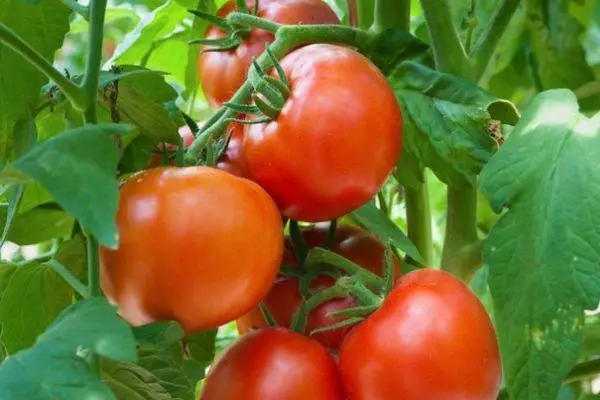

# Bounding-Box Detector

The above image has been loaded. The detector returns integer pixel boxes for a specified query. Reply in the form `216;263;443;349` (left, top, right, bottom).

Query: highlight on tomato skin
242;44;403;222
236;222;401;350
200;327;345;400
99;166;284;333
338;268;502;400
198;0;340;107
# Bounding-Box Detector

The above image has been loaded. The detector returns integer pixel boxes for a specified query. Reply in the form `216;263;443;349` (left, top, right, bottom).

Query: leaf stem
46;259;89;298
470;0;521;80
404;179;433;266
60;0;90;20
418;0;469;76
87;235;102;298
371;0;410;33
0;23;87;111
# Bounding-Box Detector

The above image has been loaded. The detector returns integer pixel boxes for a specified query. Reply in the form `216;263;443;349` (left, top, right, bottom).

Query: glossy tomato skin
200;328;345;400
198;0;339;107
100;167;283;333
339;269;502;400
243;44;402;222
236;223;400;349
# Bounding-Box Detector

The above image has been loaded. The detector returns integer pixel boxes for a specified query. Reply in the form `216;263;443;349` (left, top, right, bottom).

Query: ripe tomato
198;0;339;107
243;44;402;222
339;269;502;400
236;223;401;350
200;328;344;400
215;121;247;177
100;167;283;333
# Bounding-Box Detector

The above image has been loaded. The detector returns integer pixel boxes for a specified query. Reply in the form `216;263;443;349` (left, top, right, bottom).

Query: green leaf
184;1;216;100
389;61;520;188
183;330;217;380
364;28;429;75
0;261;72;354
480;89;600;400
102;361;175;400
0;298;136;400
5;207;74;245
0;1;71;163
349;201;424;263
99;66;181;145
0;124;129;248
527;0;600;111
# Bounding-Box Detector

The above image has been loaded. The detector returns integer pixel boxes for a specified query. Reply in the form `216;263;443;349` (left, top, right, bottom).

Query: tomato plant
1;0;600;399
200;327;345;399
237;223;401;349
100;166;284;332
198;0;340;107
339;268;502;399
243;43;402;222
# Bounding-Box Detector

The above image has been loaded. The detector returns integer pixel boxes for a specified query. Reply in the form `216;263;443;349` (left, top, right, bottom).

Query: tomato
100;166;283;333
148;125;196;168
198;0;339;107
215;121;247;177
236;223;401;349
339;269;502;400
243;44;402;222
200;328;344;400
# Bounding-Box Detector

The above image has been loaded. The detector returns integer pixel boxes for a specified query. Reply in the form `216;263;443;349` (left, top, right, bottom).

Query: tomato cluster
100;1;501;398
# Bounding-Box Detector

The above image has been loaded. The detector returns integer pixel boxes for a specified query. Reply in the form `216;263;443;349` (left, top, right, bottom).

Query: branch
0;23;87;111
371;0;410;32
470;0;521;80
419;0;469;75
405;179;433;267
81;0;109;122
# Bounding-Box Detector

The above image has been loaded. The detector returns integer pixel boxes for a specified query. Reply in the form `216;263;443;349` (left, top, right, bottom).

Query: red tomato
215;121;247;177
339;269;502;400
198;0;339;107
236;223;401;349
243;44;402;222
200;328;345;400
100;167;283;333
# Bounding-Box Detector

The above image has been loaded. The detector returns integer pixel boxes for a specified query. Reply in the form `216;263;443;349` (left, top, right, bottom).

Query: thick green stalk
470;0;521;80
371;0;410;32
405;179;433;266
0;24;87;111
81;0;108;117
419;0;469;76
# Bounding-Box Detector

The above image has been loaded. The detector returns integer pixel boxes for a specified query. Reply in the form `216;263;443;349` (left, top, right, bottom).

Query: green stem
371;0;410;33
227;12;280;32
470;0;521;80
46;259;89;298
60;0;89;19
347;0;358;27
0;24;87;111
305;247;384;291
405;179;433;266
81;0;108;118
338;277;382;307
419;0;469;76
87;235;101;297
185;23;376;164
441;186;480;280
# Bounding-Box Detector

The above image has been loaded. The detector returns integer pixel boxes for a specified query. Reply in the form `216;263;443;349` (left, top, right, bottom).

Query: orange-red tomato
243;44;402;222
100;167;283;333
236;223;401;349
200;328;345;400
198;0;339;107
339;269;502;400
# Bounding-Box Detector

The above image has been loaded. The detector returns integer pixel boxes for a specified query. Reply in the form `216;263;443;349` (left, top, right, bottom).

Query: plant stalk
46;259;89;298
60;0;90;19
371;0;410;33
405;179;433;266
81;0;108;118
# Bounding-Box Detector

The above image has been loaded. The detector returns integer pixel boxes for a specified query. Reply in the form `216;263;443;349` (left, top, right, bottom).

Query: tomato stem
81;0;108;120
46;259;90;299
405;178;433;267
227;12;281;33
305;247;384;291
290;282;349;333
0;24;88;111
371;0;410;33
60;0;90;20
338;277;382;307
289;220;308;266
